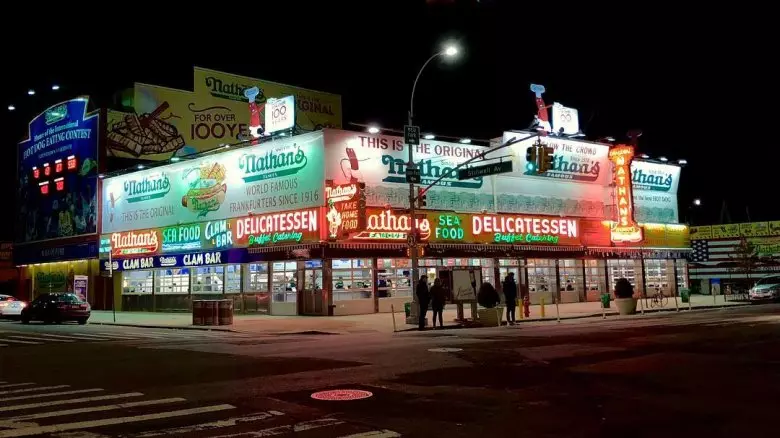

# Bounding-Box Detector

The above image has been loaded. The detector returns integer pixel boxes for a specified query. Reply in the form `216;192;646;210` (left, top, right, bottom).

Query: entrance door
301;268;324;315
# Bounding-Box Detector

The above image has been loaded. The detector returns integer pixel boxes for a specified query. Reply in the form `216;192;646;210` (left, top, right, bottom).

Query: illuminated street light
7;105;15;111
678;159;688;165
444;45;459;57
137;164;145;170
459;138;472;144
693;198;702;206
423;134;435;140
51;84;60;91
658;156;668;162
367;126;380;134
639;154;650;159
27;89;35;96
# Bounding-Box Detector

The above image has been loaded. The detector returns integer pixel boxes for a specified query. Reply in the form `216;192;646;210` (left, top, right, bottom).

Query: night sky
1;1;774;241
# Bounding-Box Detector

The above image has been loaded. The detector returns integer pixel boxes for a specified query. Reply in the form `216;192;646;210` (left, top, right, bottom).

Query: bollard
601;300;606;319
688;295;692;311
639;294;644;315
517;298;523;320
713;292;717;305
555;296;560;323
391;304;397;333
540;297;546;318
674;293;680;312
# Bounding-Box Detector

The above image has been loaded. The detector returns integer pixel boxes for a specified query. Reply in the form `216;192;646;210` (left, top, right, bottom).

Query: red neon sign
325;181;366;240
354;209;431;241
608;145;642;243
111;229;160;257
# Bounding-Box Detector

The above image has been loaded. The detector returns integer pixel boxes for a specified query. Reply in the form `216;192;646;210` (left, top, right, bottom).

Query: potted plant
614;278;637;315
477;282;503;326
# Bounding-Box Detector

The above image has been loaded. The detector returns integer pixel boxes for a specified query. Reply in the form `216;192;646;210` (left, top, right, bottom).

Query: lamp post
406;44;459;325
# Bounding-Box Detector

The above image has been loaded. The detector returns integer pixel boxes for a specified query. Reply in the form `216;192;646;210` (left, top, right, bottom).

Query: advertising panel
711;223;740;239
690;225;712;240
101;132;324;233
107;84;249;160
194;67;342;131
607;146;642;243
17;98;99;243
325;130;608;218
265;96;296;134
325;181;366;239
640;224;690;248
630;160;681;224
102;249;246;272
100;207;322;258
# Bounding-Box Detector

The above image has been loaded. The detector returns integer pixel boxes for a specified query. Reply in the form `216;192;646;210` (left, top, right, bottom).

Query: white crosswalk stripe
0;328;246;347
127;411;285;437
0;383;35;389
0;338;40;345
5;398;187;421
0;388;103;402
0;385;69;395
0;392;144;412
6;335;74;343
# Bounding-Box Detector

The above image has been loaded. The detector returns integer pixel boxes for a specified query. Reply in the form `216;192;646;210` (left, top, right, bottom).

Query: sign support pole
407;111;420;325
109;249;116;323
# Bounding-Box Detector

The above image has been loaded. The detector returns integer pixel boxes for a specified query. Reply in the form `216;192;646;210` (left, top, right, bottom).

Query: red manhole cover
310;389;373;401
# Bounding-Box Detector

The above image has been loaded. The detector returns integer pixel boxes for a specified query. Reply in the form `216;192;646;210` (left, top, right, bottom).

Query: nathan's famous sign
101;132;324;234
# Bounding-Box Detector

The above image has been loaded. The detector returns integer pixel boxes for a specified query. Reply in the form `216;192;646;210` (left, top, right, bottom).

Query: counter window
123;270;154;295
675;259;688;292
333;259;373;301
585;259;607;295
558;259;584;300
225;264;241;294
608;259;638;294
155;268;190;294
645;259;673;297
377;259;413;298
527;259;557;294
192;266;224;294
272;261;298;303
247;263;269;293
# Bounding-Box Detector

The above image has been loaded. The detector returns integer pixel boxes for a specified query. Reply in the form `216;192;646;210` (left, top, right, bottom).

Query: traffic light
539;146;555;173
417;187;427;208
525;146;537;172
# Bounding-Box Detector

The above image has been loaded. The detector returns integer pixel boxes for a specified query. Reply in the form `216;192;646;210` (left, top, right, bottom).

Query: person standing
503;272;518;325
430;278;446;329
416;275;430;330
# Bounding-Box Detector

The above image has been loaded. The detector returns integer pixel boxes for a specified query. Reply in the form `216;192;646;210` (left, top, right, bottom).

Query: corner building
98;129;691;316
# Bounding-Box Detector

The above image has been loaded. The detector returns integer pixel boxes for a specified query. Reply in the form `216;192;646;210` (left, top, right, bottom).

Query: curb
88;321;237;332
398;302;751;332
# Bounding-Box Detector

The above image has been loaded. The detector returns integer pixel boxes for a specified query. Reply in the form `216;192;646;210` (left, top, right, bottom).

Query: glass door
301;260;323;315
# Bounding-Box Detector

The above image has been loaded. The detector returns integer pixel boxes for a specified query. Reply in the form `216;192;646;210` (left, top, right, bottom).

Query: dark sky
1;1;775;239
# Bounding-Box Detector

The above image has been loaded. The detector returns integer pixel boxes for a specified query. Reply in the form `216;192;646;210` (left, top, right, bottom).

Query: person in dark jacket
430;277;446;328
416;275;430;330
503;272;518;325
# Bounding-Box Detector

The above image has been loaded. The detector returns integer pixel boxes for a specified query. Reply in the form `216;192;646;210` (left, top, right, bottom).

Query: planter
615;297;637;315
477;307;504;327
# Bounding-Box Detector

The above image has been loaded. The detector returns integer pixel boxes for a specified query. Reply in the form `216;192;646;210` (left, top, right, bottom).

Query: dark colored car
21;293;91;325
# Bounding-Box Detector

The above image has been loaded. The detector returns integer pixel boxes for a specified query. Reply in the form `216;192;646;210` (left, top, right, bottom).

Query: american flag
689;239;780;280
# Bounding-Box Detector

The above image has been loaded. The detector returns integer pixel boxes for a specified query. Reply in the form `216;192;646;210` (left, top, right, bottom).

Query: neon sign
435;214;465;240
325;181;366;239
354;209;431;240
111;230;160;257
204;220;234;248
608;145;643;243
162;224;202;252
235;209;319;246
472;214;579;245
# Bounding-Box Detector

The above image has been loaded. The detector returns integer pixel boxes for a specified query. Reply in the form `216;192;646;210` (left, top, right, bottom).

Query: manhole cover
310;389;373;401
428;347;463;352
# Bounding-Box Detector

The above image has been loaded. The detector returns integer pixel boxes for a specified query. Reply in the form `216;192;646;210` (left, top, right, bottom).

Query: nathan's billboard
17;98;100;243
630;160;681;224
194;67;342;131
324;130;609;219
101;132;324;234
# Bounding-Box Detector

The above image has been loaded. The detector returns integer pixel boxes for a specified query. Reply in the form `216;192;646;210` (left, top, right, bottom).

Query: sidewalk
88;294;747;335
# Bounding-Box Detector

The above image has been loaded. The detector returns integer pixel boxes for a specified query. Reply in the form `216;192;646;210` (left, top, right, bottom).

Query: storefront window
192;266;224;294
645;259;673;296
558;259;584;300
584;259;607;295
155;269;190;294
225;265;241;293
247;263;269;292
333;259;373;301
123;270;154;294
608;259;637;293
272;261;297;303
675;259;688;292
527;259;556;294
377;259;412;298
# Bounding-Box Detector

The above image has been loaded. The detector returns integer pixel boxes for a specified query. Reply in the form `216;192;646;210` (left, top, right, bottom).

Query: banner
101;249;247;272
194;67;342;131
17;98;99;243
711;223;740;239
640;224;690;248
325;130;608;218
101;132;325;233
690;226;712;240
630;160;681;224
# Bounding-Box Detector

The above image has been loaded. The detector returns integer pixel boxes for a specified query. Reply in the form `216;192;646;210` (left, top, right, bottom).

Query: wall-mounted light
367;126;380;134
423;134;435;140
27;89;35;96
51;84;60;91
459;138;472;144
658;156;668;162
137;164;145;170
678;159;687;165
7;105;15;111
639;154;650;159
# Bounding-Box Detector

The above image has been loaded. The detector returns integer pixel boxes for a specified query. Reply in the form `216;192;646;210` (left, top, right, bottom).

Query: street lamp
406;43;460;325
27;89;35;96
7;105;15;111
367;126;380;134
693;198;701;206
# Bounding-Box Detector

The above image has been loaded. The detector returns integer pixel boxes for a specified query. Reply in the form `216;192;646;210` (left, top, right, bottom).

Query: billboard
194;67;342;131
325;130;609;218
101;132;324;234
17;98;99;243
630;160;681;224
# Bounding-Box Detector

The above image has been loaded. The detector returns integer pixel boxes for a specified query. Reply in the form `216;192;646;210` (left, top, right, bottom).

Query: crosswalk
0;382;400;437
0;326;253;348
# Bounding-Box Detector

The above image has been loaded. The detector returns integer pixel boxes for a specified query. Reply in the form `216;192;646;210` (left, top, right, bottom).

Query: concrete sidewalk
88;294;747;334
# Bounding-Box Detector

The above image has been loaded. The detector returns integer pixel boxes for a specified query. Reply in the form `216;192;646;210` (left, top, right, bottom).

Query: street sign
404;125;420;146
405;166;421;183
457;161;513;180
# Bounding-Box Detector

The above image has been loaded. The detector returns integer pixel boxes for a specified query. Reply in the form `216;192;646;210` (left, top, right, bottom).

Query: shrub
477;282;500;308
614;278;634;299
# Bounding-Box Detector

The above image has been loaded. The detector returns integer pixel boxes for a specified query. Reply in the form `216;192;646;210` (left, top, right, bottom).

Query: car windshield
56;294;82;303
0;296;13;301
755;277;780;287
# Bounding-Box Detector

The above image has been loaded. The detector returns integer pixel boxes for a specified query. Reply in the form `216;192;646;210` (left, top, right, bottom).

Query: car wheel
77;318;88;325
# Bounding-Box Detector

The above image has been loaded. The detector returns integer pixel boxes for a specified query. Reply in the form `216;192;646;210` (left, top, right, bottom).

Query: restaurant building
95;128;691;316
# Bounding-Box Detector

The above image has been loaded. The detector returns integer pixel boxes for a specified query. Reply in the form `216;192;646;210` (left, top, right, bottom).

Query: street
1;305;779;437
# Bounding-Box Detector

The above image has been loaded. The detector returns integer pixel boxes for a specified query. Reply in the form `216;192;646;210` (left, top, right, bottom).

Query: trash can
218;300;233;325
203;300;218;326
600;293;611;309
404;302;411;318
680;288;690;303
192;300;204;326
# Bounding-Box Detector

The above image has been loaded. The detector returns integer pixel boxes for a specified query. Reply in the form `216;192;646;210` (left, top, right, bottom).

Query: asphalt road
1;304;779;437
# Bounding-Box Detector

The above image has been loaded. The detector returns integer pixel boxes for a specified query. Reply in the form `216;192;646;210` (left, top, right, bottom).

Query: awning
585;247;692;258
328;242;407;250
247;244;322;254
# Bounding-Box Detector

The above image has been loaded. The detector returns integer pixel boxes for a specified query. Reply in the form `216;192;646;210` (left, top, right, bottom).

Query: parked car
20;293;90;324
0;294;27;319
748;275;780;303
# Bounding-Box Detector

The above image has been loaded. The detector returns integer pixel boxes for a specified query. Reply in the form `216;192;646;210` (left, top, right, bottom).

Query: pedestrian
430;277;446;329
416;275;430;330
503;272;518;325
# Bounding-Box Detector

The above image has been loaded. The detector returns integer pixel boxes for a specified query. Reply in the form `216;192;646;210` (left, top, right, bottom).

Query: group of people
415;272;520;330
